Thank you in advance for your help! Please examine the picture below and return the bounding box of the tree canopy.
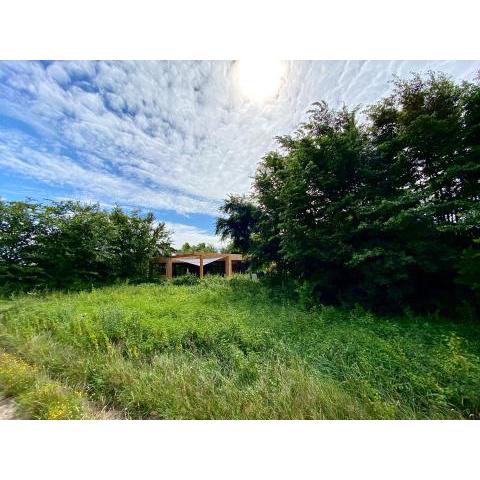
[0,200,172,292]
[178,242,218,254]
[216,195,260,254]
[217,73,480,313]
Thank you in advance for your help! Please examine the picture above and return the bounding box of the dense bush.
[217,73,480,314]
[171,273,201,286]
[0,200,172,293]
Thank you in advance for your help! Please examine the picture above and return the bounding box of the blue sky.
[1,60,479,247]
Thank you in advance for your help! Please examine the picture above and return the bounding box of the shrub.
[172,273,200,286]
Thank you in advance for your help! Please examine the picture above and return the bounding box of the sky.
[0,60,479,247]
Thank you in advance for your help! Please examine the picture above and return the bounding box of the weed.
[0,276,479,419]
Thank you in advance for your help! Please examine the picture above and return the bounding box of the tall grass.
[0,351,95,419]
[0,276,479,419]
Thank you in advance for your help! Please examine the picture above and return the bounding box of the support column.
[225,255,232,277]
[199,254,204,280]
[166,258,173,279]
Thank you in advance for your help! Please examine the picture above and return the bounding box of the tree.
[35,201,117,288]
[220,241,237,253]
[179,242,217,254]
[0,200,44,290]
[215,195,260,255]
[362,72,480,310]
[217,72,480,313]
[0,200,173,292]
[110,206,172,280]
[457,239,480,301]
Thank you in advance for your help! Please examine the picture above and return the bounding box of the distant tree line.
[217,73,480,313]
[177,241,237,254]
[179,242,217,254]
[0,200,172,293]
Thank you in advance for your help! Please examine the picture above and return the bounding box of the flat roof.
[154,253,243,263]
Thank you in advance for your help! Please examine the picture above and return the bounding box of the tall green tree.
[0,200,172,292]
[216,195,260,255]
[110,206,172,280]
[218,72,480,313]
[362,73,480,309]
[0,200,44,289]
[36,202,117,288]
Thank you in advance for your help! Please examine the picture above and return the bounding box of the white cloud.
[0,128,218,215]
[0,60,479,220]
[165,222,223,249]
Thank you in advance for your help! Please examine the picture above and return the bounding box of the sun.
[236,60,284,101]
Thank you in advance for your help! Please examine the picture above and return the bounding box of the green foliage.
[0,280,479,419]
[0,351,90,419]
[458,239,480,300]
[171,273,201,286]
[109,206,173,280]
[0,200,44,291]
[0,200,172,293]
[218,73,480,313]
[179,242,217,254]
[216,195,260,254]
[219,241,237,253]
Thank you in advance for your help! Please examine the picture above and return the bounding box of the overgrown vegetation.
[0,351,93,419]
[0,200,172,293]
[1,277,479,419]
[1,72,479,419]
[217,73,480,314]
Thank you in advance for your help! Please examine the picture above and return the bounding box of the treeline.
[179,242,217,254]
[0,200,172,292]
[217,73,480,313]
[178,241,236,254]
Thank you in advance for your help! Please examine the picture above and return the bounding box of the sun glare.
[236,60,284,101]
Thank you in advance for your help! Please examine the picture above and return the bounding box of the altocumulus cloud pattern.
[0,60,479,245]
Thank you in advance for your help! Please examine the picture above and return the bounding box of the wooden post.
[166,258,173,279]
[199,254,204,280]
[225,255,232,277]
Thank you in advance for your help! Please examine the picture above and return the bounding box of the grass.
[0,275,479,419]
[0,351,94,419]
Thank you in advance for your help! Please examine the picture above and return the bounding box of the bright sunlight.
[236,60,284,101]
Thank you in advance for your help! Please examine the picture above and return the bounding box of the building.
[152,253,244,279]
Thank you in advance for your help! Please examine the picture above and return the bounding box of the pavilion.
[153,253,244,279]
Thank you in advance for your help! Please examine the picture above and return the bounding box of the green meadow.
[1,276,479,419]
